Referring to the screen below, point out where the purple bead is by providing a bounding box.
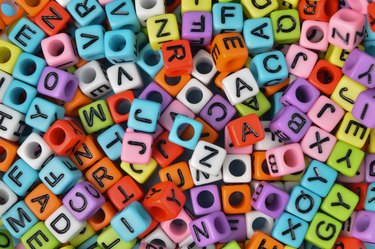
[190,184,221,216]
[37,66,79,102]
[343,49,375,88]
[138,82,173,112]
[366,154,375,183]
[182,11,213,46]
[270,105,312,143]
[252,181,289,219]
[280,78,320,113]
[189,211,231,247]
[352,211,375,243]
[62,181,105,221]
[219,214,246,243]
[200,94,236,131]
[352,89,375,128]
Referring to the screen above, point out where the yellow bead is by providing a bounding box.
[331,76,367,112]
[325,44,365,68]
[369,129,375,153]
[147,14,180,50]
[336,112,371,149]
[69,224,95,247]
[97,226,136,249]
[120,158,158,184]
[181,0,212,14]
[241,0,279,18]
[0,40,22,74]
[284,246,297,249]
[278,0,299,9]
[60,246,75,249]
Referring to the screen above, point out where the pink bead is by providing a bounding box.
[300,126,337,162]
[346,0,369,14]
[159,100,195,131]
[98,0,113,5]
[41,33,79,69]
[328,9,365,50]
[160,209,192,244]
[224,126,253,154]
[300,20,329,52]
[121,131,153,164]
[285,44,318,79]
[307,95,345,132]
[266,143,305,177]
[151,123,164,140]
[337,161,366,183]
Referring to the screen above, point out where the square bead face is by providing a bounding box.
[365,183,375,211]
[235,91,271,118]
[21,222,60,249]
[12,53,46,87]
[336,112,371,148]
[270,9,301,44]
[78,100,114,134]
[3,80,37,114]
[128,99,161,133]
[190,141,227,176]
[136,44,164,79]
[285,45,318,79]
[169,115,203,150]
[104,30,137,64]
[8,18,45,53]
[212,3,243,35]
[105,0,141,32]
[243,18,274,54]
[121,132,153,165]
[121,159,158,184]
[75,25,105,61]
[97,124,125,161]
[227,114,264,147]
[190,185,221,216]
[147,14,180,50]
[182,11,213,46]
[67,0,105,26]
[352,89,375,128]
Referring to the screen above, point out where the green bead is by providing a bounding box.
[97,226,136,249]
[78,100,114,134]
[235,91,271,117]
[270,9,300,44]
[21,222,60,249]
[222,241,241,249]
[327,140,365,177]
[0,228,13,249]
[69,225,95,247]
[305,212,342,249]
[320,184,359,222]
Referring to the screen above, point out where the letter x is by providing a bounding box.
[309,132,330,154]
[281,218,301,240]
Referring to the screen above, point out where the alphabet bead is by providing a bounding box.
[299,20,329,51]
[134,0,165,26]
[227,114,264,147]
[0,180,18,217]
[245,211,274,239]
[121,130,153,164]
[161,39,193,77]
[285,44,318,79]
[191,49,218,85]
[221,184,251,214]
[181,11,213,46]
[169,115,202,150]
[21,221,60,249]
[343,49,375,88]
[136,44,164,79]
[0,104,25,141]
[3,80,37,114]
[243,18,274,55]
[67,0,105,26]
[0,71,13,102]
[336,112,371,148]
[0,40,22,74]
[152,131,184,168]
[254,121,284,151]
[222,154,251,184]
[352,211,375,244]
[0,138,18,172]
[235,91,272,119]
[352,89,375,128]
[190,184,221,216]
[79,100,114,134]
[107,90,135,124]
[212,3,243,35]
[147,14,180,50]
[97,124,124,160]
[12,53,46,87]
[270,9,301,44]
[298,0,338,21]
[105,0,140,32]
[75,25,105,61]
[104,29,137,64]
[120,158,158,184]
[308,59,343,95]
[160,209,192,243]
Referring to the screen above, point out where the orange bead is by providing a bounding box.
[107,91,135,124]
[0,2,24,25]
[334,236,366,249]
[0,138,18,172]
[158,162,194,191]
[15,0,49,16]
[162,39,193,77]
[368,2,375,32]
[308,59,343,95]
[0,17,5,35]
[298,0,338,21]
[246,231,283,249]
[264,78,289,97]
[154,67,191,96]
[346,183,369,211]
[75,57,88,68]
[211,32,248,72]
[152,131,185,168]
[227,114,265,147]
[64,88,93,117]
[85,157,123,193]
[252,152,282,181]
[181,117,219,144]
[87,202,117,232]
[69,135,104,171]
[214,71,230,91]
[221,184,251,214]
[25,183,61,220]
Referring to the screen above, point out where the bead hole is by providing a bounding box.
[149,206,168,221]
[147,91,163,104]
[214,216,227,234]
[25,0,41,7]
[229,159,246,177]
[0,189,9,205]
[64,80,76,98]
[165,75,181,86]
[252,217,267,231]
[306,26,324,43]
[0,146,6,163]
[283,149,299,168]
[196,59,213,74]
[140,0,157,9]
[91,208,105,224]
[317,67,333,84]
[109,35,126,52]
[197,190,214,208]
[0,47,11,63]
[26,142,42,159]
[49,40,65,57]
[265,193,281,211]
[116,99,131,115]
[20,59,36,76]
[355,215,370,232]
[185,87,203,104]
[170,218,188,235]
[229,191,244,208]
[50,127,66,145]
[81,67,97,84]
[144,50,160,66]
[295,84,312,103]
[10,87,27,105]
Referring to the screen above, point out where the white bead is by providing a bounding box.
[189,163,223,186]
[17,132,54,171]
[176,78,213,114]
[179,235,215,249]
[222,68,259,105]
[191,50,218,85]
[135,0,165,26]
[0,180,18,217]
[55,0,71,7]
[107,62,143,94]
[245,211,274,239]
[189,141,227,176]
[45,206,86,243]
[0,104,26,141]
[254,121,284,151]
[75,61,112,99]
[141,227,176,249]
[222,154,251,183]
[0,71,13,102]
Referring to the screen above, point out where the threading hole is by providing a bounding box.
[147,91,163,104]
[20,59,36,76]
[64,80,76,97]
[295,85,312,103]
[170,219,187,235]
[262,160,271,175]
[265,193,281,211]
[185,87,203,104]
[109,35,126,52]
[50,127,66,145]
[178,124,194,141]
[283,149,300,168]
[91,208,105,223]
[49,40,65,57]
[1,2,17,17]
[196,59,213,74]
[197,190,214,208]
[214,217,227,234]
[140,0,157,9]
[25,0,41,7]
[229,192,244,207]
[116,99,131,115]
[0,146,6,163]
[26,142,42,159]
[149,206,168,221]
[306,26,324,43]
[317,67,333,84]
[0,47,11,63]
[144,50,160,66]
[165,75,181,86]
[229,159,246,177]
[252,217,267,231]
[81,67,96,84]
[10,87,27,105]
[0,189,9,205]
[355,215,370,232]
[150,239,166,247]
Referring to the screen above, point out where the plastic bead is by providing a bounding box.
[0,138,17,172]
[67,0,105,26]
[241,0,278,18]
[96,124,124,160]
[222,154,251,184]
[298,0,338,21]
[245,211,274,239]
[160,209,192,244]
[75,25,105,61]
[336,112,371,148]
[78,100,114,134]
[0,180,17,216]
[152,131,184,168]
[212,3,243,35]
[270,9,301,44]
[343,48,375,88]
[136,44,164,79]
[366,154,375,183]
[105,0,140,32]
[105,29,137,64]
[191,49,218,85]
[235,91,271,118]
[64,88,93,117]
[134,0,165,26]
[87,201,117,232]
[21,222,60,249]
[352,211,375,244]
[190,184,221,216]
[242,17,273,55]
[120,158,158,184]
[246,231,283,249]
[0,104,25,141]
[159,162,194,190]
[0,40,22,74]
[181,11,213,46]
[121,130,153,164]
[0,227,13,249]
[161,39,193,77]
[221,184,251,214]
[8,18,45,53]
[285,44,318,79]
[308,59,343,95]
[12,53,46,87]
[3,80,37,114]
[97,226,136,249]
[181,117,219,144]
[147,14,180,50]
[169,115,202,150]
[227,114,264,147]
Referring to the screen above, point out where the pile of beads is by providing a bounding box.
[0,0,374,249]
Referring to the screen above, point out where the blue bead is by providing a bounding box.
[285,185,321,222]
[67,0,105,27]
[110,201,152,242]
[25,97,65,133]
[97,124,125,160]
[127,99,161,133]
[39,157,82,195]
[136,44,163,79]
[365,182,375,211]
[243,18,274,55]
[365,19,375,42]
[250,51,288,88]
[212,3,243,36]
[75,25,105,61]
[136,32,149,54]
[12,53,46,87]
[104,29,137,64]
[365,243,375,249]
[3,159,38,197]
[2,80,37,114]
[365,40,375,57]
[8,18,45,53]
[271,212,308,248]
[169,115,203,150]
[300,160,338,198]
[2,201,38,238]
[265,91,284,119]
[105,0,141,33]
[77,235,98,249]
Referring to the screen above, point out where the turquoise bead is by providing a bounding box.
[67,0,105,27]
[169,115,203,150]
[75,25,106,61]
[136,44,164,79]
[365,40,375,57]
[97,124,125,161]
[127,99,161,133]
[243,18,274,55]
[3,159,38,197]
[8,18,45,53]
[12,53,46,86]
[2,80,37,114]
[212,3,243,35]
[105,0,141,32]
[265,91,284,119]
[104,29,137,64]
[365,18,375,42]
[365,243,375,249]
[365,182,375,212]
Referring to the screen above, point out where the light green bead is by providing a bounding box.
[222,241,241,249]
[78,100,114,134]
[97,226,136,249]
[70,224,96,247]
[0,228,13,249]
[270,9,300,44]
[21,222,60,249]
[235,91,271,117]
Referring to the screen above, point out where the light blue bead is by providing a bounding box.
[25,97,65,132]
[127,99,161,133]
[3,159,38,197]
[77,235,98,249]
[97,124,125,160]
[265,91,284,119]
[365,182,375,211]
[75,25,105,61]
[2,80,37,114]
[2,201,38,238]
[136,31,149,54]
[365,19,375,42]
[212,3,243,36]
[169,115,203,150]
[105,29,137,64]
[105,0,141,33]
[272,212,308,248]
[132,242,140,249]
[285,185,321,222]
[39,157,82,195]
[8,18,45,53]
[243,18,274,55]
[12,53,46,86]
[365,243,375,249]
[305,242,321,249]
[300,160,337,198]
[111,201,152,242]
[136,44,163,79]
[67,0,105,27]
[365,40,375,57]
[250,51,288,88]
